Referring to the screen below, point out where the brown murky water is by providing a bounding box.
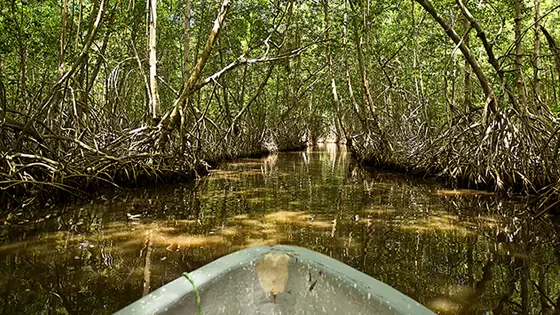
[1,144,559,314]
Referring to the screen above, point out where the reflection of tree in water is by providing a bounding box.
[0,146,559,314]
[341,163,560,314]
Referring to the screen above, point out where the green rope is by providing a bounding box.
[182,272,202,315]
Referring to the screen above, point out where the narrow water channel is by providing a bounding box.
[1,144,559,314]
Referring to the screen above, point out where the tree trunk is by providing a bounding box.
[183,0,191,80]
[323,0,344,139]
[348,1,385,139]
[148,0,161,124]
[76,55,88,119]
[457,0,524,112]
[86,29,111,95]
[411,0,425,107]
[58,0,68,79]
[462,6,472,112]
[15,0,105,148]
[75,0,83,48]
[521,260,529,315]
[163,0,231,129]
[343,0,365,130]
[533,0,542,106]
[515,0,528,111]
[56,0,105,85]
[539,264,551,315]
[183,0,230,94]
[350,2,376,119]
[11,0,27,101]
[416,0,498,121]
[20,45,27,102]
[0,60,6,131]
[218,36,232,128]
[540,26,560,98]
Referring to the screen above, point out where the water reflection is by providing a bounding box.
[0,144,559,314]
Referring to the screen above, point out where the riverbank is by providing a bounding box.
[347,112,560,216]
[0,128,306,213]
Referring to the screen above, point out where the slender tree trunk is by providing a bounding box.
[292,3,307,139]
[20,45,27,102]
[239,65,248,108]
[58,0,68,79]
[87,29,111,95]
[0,59,6,126]
[539,264,551,315]
[163,0,231,129]
[541,26,560,94]
[11,0,27,101]
[183,0,230,94]
[76,56,88,119]
[343,0,365,130]
[416,0,498,121]
[462,6,472,112]
[218,36,231,127]
[323,0,344,139]
[533,0,542,106]
[76,0,83,48]
[14,0,105,148]
[56,0,105,85]
[515,0,528,111]
[183,0,191,80]
[226,63,275,136]
[348,1,385,140]
[411,0,425,106]
[521,260,529,315]
[456,0,500,76]
[192,0,207,113]
[552,65,559,108]
[350,2,376,118]
[457,0,525,113]
[148,0,160,124]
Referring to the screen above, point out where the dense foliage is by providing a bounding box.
[1,0,560,213]
[344,0,560,203]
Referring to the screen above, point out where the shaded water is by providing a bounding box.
[1,144,559,314]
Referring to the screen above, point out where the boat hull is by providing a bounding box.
[115,245,435,315]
